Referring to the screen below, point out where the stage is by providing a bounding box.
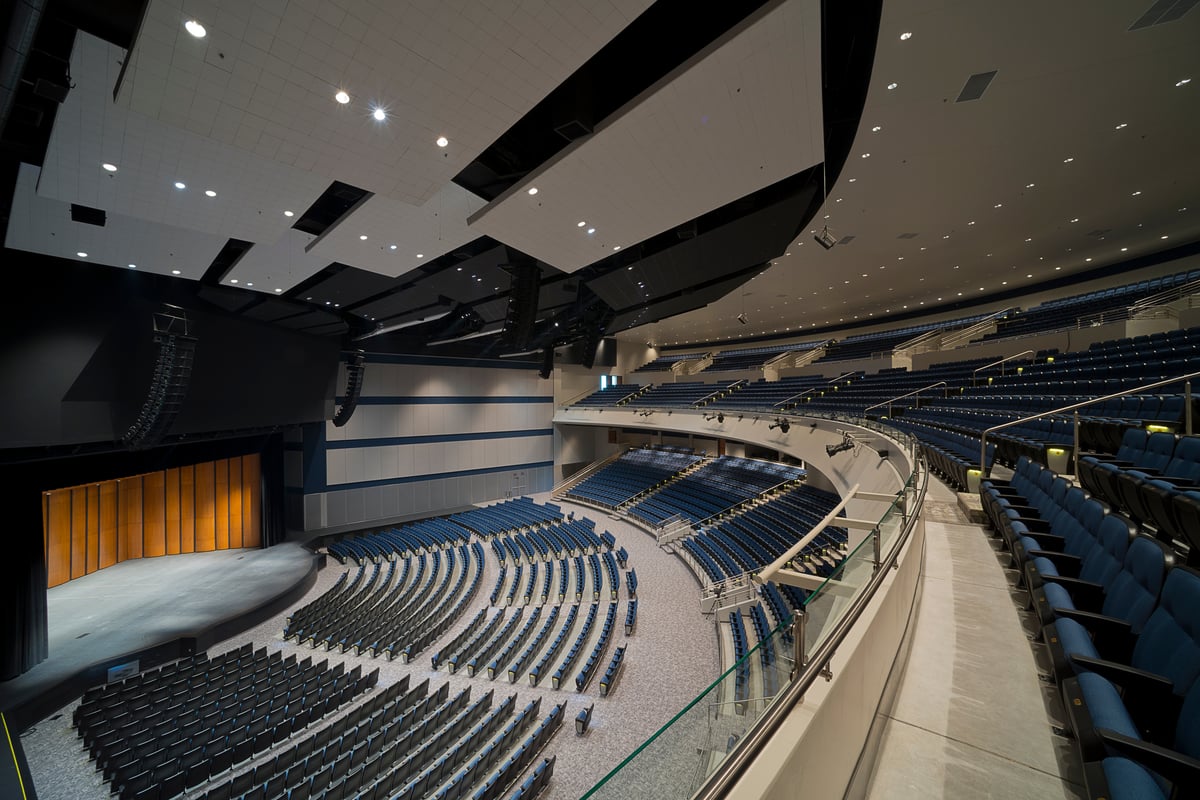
[0,544,321,731]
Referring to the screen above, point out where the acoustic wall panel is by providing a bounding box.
[142,471,166,558]
[41,455,262,587]
[180,465,195,554]
[165,467,182,555]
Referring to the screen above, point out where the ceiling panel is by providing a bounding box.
[117,0,653,205]
[467,0,823,272]
[352,285,446,322]
[5,163,229,280]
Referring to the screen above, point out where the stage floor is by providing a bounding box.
[0,544,318,728]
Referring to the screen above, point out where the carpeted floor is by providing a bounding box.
[20,495,720,800]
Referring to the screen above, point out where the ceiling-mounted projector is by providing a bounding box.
[814,226,838,250]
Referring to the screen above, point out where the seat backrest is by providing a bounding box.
[1078,513,1135,587]
[1140,432,1178,471]
[1177,672,1200,761]
[1102,535,1171,634]
[1132,565,1200,696]
[1164,436,1200,481]
[1115,428,1150,461]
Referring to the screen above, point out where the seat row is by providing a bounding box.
[979,457,1200,799]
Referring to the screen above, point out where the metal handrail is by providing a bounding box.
[940,307,1013,349]
[863,381,948,414]
[971,349,1035,385]
[978,369,1200,472]
[772,371,857,409]
[692,458,928,800]
[1130,277,1200,311]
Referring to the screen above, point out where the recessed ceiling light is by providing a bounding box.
[1115,123,1127,130]
[1070,217,1079,223]
[230,279,238,284]
[101,162,117,172]
[1085,257,1092,262]
[1026,183,1035,188]
[76,251,87,258]
[587,227,595,234]
[848,177,857,183]
[1161,235,1169,239]
[1176,78,1191,87]
[1025,237,1032,242]
[577,221,586,227]
[127,264,136,269]
[204,189,216,197]
[436,136,449,147]
[1131,190,1141,196]
[389,244,397,250]
[613,245,621,251]
[1063,157,1074,163]
[871,125,881,132]
[359,234,368,240]
[861,153,870,158]
[283,210,294,217]
[325,301,331,305]
[417,253,424,258]
[968,221,975,225]
[900,32,913,40]
[174,181,186,189]
[172,269,181,275]
[372,107,386,121]
[457,267,462,271]
[184,19,206,38]
[1121,247,1128,252]
[527,187,538,195]
[994,203,1002,208]
[1055,266,1062,271]
[886,82,898,90]
[274,288,282,293]
[1027,273,1033,278]
[246,282,253,286]
[335,90,351,104]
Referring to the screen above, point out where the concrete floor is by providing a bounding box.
[861,477,1086,800]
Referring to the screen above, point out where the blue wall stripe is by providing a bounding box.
[340,395,553,405]
[326,429,552,450]
[324,461,555,492]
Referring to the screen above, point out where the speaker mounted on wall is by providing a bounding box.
[332,350,366,427]
[500,249,541,351]
[122,304,196,449]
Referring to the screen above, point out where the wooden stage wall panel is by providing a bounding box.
[142,471,167,558]
[165,467,182,555]
[180,465,195,554]
[99,482,118,570]
[45,491,72,589]
[194,461,216,552]
[42,455,264,587]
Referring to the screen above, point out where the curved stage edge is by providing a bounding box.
[0,545,324,733]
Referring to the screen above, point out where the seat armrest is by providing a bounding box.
[1027,550,1081,577]
[1068,656,1175,707]
[1095,728,1200,788]
[1051,608,1134,662]
[1041,576,1105,610]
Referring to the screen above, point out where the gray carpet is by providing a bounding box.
[20,497,720,800]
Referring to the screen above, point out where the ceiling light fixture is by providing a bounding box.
[359,234,368,240]
[1115,123,1127,130]
[127,264,136,269]
[1026,182,1035,188]
[246,282,253,286]
[230,279,238,284]
[417,253,424,258]
[274,288,282,293]
[587,227,595,234]
[174,181,186,189]
[436,136,449,147]
[389,244,397,250]
[102,162,117,172]
[1063,157,1074,163]
[204,189,216,197]
[527,187,538,195]
[335,90,351,104]
[613,245,621,251]
[871,125,881,132]
[76,251,87,258]
[283,210,294,217]
[172,269,181,275]
[861,152,870,158]
[372,107,386,121]
[184,19,206,38]
[900,32,912,40]
[577,221,586,227]
[1176,78,1191,87]
[887,82,898,90]
[1131,191,1142,196]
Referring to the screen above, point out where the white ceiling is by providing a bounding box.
[639,0,1200,346]
[467,0,823,273]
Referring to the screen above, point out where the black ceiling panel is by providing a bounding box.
[274,309,343,330]
[196,285,259,314]
[294,265,399,307]
[472,297,511,323]
[353,285,445,321]
[607,272,750,332]
[239,297,313,323]
[419,245,514,304]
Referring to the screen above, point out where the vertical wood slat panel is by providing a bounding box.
[99,482,118,569]
[194,461,216,552]
[86,485,100,574]
[142,471,167,558]
[243,453,261,548]
[70,488,88,580]
[120,477,144,560]
[165,467,181,555]
[46,490,72,588]
[228,457,243,549]
[215,458,230,550]
[180,465,195,554]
